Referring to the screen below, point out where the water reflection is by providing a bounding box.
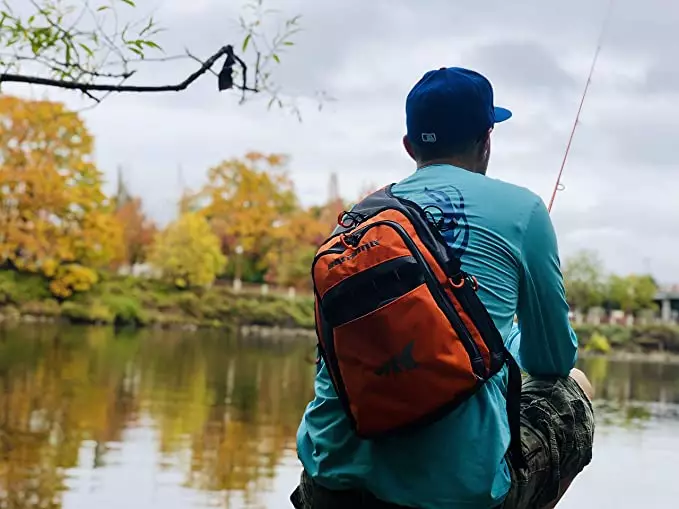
[0,324,315,509]
[578,356,679,428]
[0,325,677,509]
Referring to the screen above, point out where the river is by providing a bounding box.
[0,324,677,508]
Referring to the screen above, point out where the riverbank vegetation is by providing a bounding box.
[3,269,679,357]
[0,270,314,330]
[574,323,679,355]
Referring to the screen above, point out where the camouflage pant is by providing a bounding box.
[290,375,595,509]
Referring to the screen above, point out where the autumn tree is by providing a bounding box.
[264,208,329,289]
[114,197,157,267]
[0,95,123,297]
[0,0,304,109]
[196,152,297,282]
[149,212,226,289]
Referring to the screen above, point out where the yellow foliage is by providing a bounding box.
[49,264,99,299]
[196,152,297,265]
[149,213,227,288]
[0,95,123,295]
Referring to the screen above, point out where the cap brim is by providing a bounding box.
[494,106,512,123]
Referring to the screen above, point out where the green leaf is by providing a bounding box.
[272,53,280,63]
[78,42,94,57]
[141,40,161,50]
[242,33,251,52]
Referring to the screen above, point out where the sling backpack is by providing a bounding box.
[311,185,525,469]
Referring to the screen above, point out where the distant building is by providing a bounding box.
[114,165,132,210]
[654,286,679,323]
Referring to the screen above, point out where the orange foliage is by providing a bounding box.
[264,207,331,288]
[114,197,157,267]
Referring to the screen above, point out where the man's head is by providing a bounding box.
[403,67,511,175]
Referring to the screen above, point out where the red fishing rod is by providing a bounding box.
[547,0,615,213]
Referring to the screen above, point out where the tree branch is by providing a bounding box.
[0,45,257,94]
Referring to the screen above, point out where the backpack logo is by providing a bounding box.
[327,240,379,270]
[374,341,418,376]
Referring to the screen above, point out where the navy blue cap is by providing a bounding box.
[406,67,511,149]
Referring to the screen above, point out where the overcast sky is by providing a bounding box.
[7,0,679,284]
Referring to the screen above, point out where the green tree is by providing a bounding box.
[0,0,303,108]
[563,250,606,312]
[149,213,226,289]
[607,274,658,314]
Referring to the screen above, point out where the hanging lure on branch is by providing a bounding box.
[547,0,616,213]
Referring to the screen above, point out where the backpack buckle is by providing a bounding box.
[337,210,365,229]
[449,274,479,291]
[340,233,359,250]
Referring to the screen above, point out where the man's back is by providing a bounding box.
[296,164,578,509]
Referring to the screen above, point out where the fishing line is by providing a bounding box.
[547,0,616,213]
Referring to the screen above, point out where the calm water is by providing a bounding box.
[0,325,678,508]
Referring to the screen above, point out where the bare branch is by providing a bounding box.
[0,45,257,94]
[185,50,218,77]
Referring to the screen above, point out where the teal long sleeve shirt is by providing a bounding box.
[296,164,578,509]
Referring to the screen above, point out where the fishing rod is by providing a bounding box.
[547,0,615,213]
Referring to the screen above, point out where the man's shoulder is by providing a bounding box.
[394,167,542,210]
[482,175,543,210]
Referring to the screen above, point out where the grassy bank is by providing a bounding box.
[0,270,314,330]
[573,324,679,355]
[3,271,679,354]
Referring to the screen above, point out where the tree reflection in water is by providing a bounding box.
[0,324,315,508]
[0,324,677,509]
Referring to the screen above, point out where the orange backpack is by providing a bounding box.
[312,185,525,468]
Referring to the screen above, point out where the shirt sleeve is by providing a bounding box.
[516,198,578,377]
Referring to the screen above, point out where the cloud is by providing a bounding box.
[462,41,578,96]
[5,0,678,283]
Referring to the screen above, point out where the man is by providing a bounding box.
[291,67,595,509]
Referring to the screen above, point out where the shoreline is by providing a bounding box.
[3,308,679,362]
[578,350,679,364]
[0,308,318,339]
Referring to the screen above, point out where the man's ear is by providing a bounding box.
[403,135,417,161]
[480,130,491,158]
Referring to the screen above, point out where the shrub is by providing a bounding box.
[20,300,61,317]
[0,270,51,305]
[49,264,99,299]
[175,292,203,318]
[61,301,114,324]
[585,332,611,354]
[100,295,145,326]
